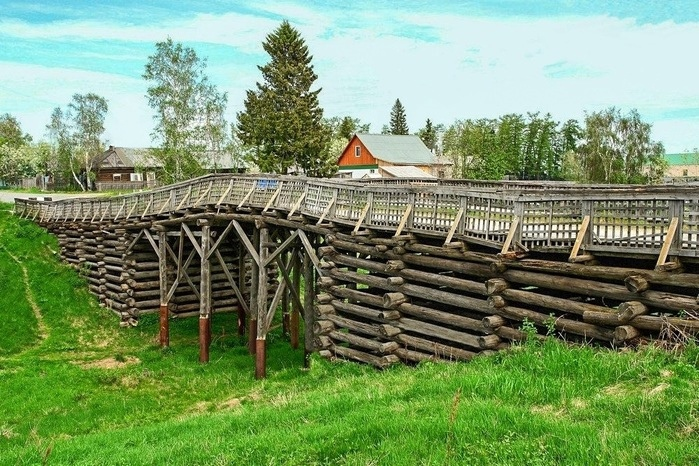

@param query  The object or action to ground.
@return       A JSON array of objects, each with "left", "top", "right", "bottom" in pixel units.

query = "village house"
[
  {"left": 337, "top": 134, "right": 451, "bottom": 179},
  {"left": 92, "top": 146, "right": 158, "bottom": 191},
  {"left": 664, "top": 152, "right": 699, "bottom": 181}
]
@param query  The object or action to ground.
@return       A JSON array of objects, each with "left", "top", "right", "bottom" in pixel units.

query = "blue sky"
[{"left": 1, "top": 0, "right": 698, "bottom": 152}]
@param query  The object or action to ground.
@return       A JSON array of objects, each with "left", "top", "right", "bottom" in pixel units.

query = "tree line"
[{"left": 0, "top": 20, "right": 674, "bottom": 188}]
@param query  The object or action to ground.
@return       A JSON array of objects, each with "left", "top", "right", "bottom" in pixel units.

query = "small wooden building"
[
  {"left": 337, "top": 134, "right": 450, "bottom": 179},
  {"left": 93, "top": 146, "right": 158, "bottom": 191}
]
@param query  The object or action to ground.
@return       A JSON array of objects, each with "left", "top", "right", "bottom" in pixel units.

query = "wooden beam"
[
  {"left": 352, "top": 202, "right": 371, "bottom": 235},
  {"left": 232, "top": 220, "right": 260, "bottom": 266},
  {"left": 262, "top": 182, "right": 283, "bottom": 213},
  {"left": 237, "top": 182, "right": 257, "bottom": 210},
  {"left": 316, "top": 193, "right": 336, "bottom": 225},
  {"left": 286, "top": 191, "right": 306, "bottom": 219},
  {"left": 656, "top": 216, "right": 679, "bottom": 269},
  {"left": 444, "top": 208, "right": 464, "bottom": 246},
  {"left": 568, "top": 215, "right": 591, "bottom": 262},
  {"left": 500, "top": 215, "right": 520, "bottom": 255},
  {"left": 393, "top": 204, "right": 413, "bottom": 237},
  {"left": 297, "top": 229, "right": 323, "bottom": 276}
]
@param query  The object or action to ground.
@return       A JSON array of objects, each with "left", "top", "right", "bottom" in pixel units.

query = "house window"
[
  {"left": 355, "top": 146, "right": 361, "bottom": 157},
  {"left": 130, "top": 173, "right": 143, "bottom": 182},
  {"left": 146, "top": 172, "right": 156, "bottom": 181},
  {"left": 112, "top": 173, "right": 122, "bottom": 181},
  {"left": 683, "top": 169, "right": 689, "bottom": 176}
]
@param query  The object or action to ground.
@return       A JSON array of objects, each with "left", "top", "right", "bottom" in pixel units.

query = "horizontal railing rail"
[{"left": 14, "top": 173, "right": 699, "bottom": 259}]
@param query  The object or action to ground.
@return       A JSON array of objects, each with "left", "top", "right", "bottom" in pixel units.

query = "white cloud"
[{"left": 2, "top": 4, "right": 699, "bottom": 152}]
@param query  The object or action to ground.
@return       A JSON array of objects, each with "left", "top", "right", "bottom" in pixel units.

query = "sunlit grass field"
[{"left": 0, "top": 202, "right": 698, "bottom": 465}]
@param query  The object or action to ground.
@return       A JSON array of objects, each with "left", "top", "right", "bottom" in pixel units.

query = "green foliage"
[
  {"left": 237, "top": 21, "right": 331, "bottom": 177},
  {"left": 443, "top": 113, "right": 567, "bottom": 181},
  {"left": 45, "top": 93, "right": 109, "bottom": 190},
  {"left": 0, "top": 113, "right": 32, "bottom": 148},
  {"left": 389, "top": 98, "right": 409, "bottom": 135},
  {"left": 143, "top": 37, "right": 228, "bottom": 183},
  {"left": 576, "top": 107, "right": 666, "bottom": 184},
  {"left": 417, "top": 118, "right": 438, "bottom": 151}
]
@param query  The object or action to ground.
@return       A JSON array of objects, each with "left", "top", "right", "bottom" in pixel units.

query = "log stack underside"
[
  {"left": 14, "top": 174, "right": 699, "bottom": 374},
  {"left": 47, "top": 222, "right": 278, "bottom": 324},
  {"left": 311, "top": 232, "right": 699, "bottom": 369}
]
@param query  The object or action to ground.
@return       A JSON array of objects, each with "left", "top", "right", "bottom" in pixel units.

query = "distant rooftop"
[
  {"left": 355, "top": 134, "right": 436, "bottom": 165},
  {"left": 666, "top": 152, "right": 699, "bottom": 166}
]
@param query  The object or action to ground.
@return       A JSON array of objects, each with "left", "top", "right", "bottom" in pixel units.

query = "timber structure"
[{"left": 14, "top": 174, "right": 699, "bottom": 377}]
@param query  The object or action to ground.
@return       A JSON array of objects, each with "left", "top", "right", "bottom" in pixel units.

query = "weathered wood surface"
[{"left": 15, "top": 173, "right": 699, "bottom": 375}]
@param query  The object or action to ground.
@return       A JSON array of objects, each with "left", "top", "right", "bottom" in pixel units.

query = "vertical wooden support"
[
  {"left": 303, "top": 235, "right": 315, "bottom": 368},
  {"left": 255, "top": 224, "right": 269, "bottom": 379},
  {"left": 249, "top": 227, "right": 260, "bottom": 354},
  {"left": 158, "top": 230, "right": 169, "bottom": 347},
  {"left": 198, "top": 221, "right": 211, "bottom": 363},
  {"left": 290, "top": 245, "right": 301, "bottom": 350},
  {"left": 237, "top": 244, "right": 247, "bottom": 336}
]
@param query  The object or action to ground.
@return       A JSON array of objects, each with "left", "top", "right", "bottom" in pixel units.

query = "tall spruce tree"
[
  {"left": 237, "top": 21, "right": 330, "bottom": 176},
  {"left": 389, "top": 98, "right": 409, "bottom": 135},
  {"left": 417, "top": 118, "right": 437, "bottom": 150}
]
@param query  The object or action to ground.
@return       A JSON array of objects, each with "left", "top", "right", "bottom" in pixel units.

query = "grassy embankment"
[{"left": 0, "top": 202, "right": 698, "bottom": 465}]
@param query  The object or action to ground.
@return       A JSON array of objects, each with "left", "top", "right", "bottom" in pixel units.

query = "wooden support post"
[
  {"left": 198, "top": 221, "right": 212, "bottom": 363},
  {"left": 290, "top": 246, "right": 301, "bottom": 349},
  {"left": 158, "top": 230, "right": 169, "bottom": 347},
  {"left": 303, "top": 235, "right": 315, "bottom": 368},
  {"left": 237, "top": 245, "right": 247, "bottom": 336},
  {"left": 249, "top": 227, "right": 260, "bottom": 354},
  {"left": 255, "top": 225, "right": 270, "bottom": 379}
]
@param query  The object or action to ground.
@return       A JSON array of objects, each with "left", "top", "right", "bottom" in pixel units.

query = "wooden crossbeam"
[
  {"left": 176, "top": 186, "right": 192, "bottom": 211},
  {"left": 287, "top": 191, "right": 306, "bottom": 219},
  {"left": 352, "top": 203, "right": 371, "bottom": 235},
  {"left": 316, "top": 194, "right": 336, "bottom": 225},
  {"left": 181, "top": 223, "right": 203, "bottom": 258},
  {"left": 192, "top": 181, "right": 213, "bottom": 208},
  {"left": 113, "top": 200, "right": 126, "bottom": 221},
  {"left": 264, "top": 230, "right": 299, "bottom": 267},
  {"left": 444, "top": 208, "right": 464, "bottom": 246},
  {"left": 656, "top": 217, "right": 679, "bottom": 269},
  {"left": 143, "top": 229, "right": 161, "bottom": 261},
  {"left": 126, "top": 200, "right": 139, "bottom": 220},
  {"left": 500, "top": 216, "right": 520, "bottom": 255},
  {"left": 141, "top": 197, "right": 152, "bottom": 219},
  {"left": 262, "top": 182, "right": 284, "bottom": 213},
  {"left": 125, "top": 229, "right": 146, "bottom": 256},
  {"left": 568, "top": 215, "right": 591, "bottom": 262},
  {"left": 213, "top": 248, "right": 250, "bottom": 315},
  {"left": 216, "top": 179, "right": 234, "bottom": 207},
  {"left": 237, "top": 182, "right": 256, "bottom": 210},
  {"left": 393, "top": 204, "right": 413, "bottom": 237},
  {"left": 297, "top": 229, "right": 323, "bottom": 276},
  {"left": 232, "top": 220, "right": 260, "bottom": 265}
]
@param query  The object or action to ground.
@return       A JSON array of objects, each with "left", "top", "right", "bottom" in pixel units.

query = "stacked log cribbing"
[
  {"left": 45, "top": 221, "right": 278, "bottom": 324},
  {"left": 314, "top": 232, "right": 699, "bottom": 368}
]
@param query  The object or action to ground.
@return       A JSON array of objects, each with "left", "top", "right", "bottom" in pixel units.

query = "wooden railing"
[{"left": 14, "top": 173, "right": 699, "bottom": 260}]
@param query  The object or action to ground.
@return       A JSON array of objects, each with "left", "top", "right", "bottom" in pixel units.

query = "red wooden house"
[{"left": 337, "top": 134, "right": 450, "bottom": 179}]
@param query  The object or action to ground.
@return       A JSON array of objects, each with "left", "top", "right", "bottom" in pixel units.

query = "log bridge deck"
[{"left": 14, "top": 174, "right": 699, "bottom": 377}]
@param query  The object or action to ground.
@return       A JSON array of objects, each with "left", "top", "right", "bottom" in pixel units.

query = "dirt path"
[{"left": 2, "top": 247, "right": 49, "bottom": 341}]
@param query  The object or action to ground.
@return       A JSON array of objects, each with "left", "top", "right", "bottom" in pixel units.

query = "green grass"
[{"left": 0, "top": 202, "right": 698, "bottom": 465}]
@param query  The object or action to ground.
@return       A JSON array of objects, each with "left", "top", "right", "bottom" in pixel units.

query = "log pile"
[
  {"left": 314, "top": 233, "right": 699, "bottom": 368},
  {"left": 45, "top": 222, "right": 278, "bottom": 325}
]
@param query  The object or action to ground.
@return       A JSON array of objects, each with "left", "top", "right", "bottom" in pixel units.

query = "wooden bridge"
[{"left": 14, "top": 174, "right": 699, "bottom": 377}]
